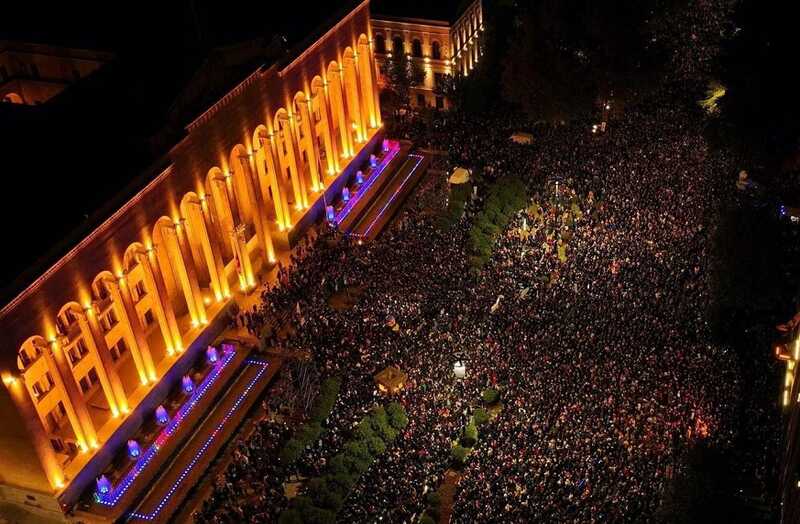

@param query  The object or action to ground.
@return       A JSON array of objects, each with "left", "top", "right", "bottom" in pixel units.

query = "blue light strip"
[
  {"left": 359, "top": 154, "right": 425, "bottom": 239},
  {"left": 333, "top": 143, "right": 400, "bottom": 226},
  {"left": 96, "top": 349, "right": 238, "bottom": 507},
  {"left": 127, "top": 359, "right": 269, "bottom": 522}
]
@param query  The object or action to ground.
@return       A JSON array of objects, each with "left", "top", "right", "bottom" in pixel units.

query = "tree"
[
  {"left": 380, "top": 52, "right": 425, "bottom": 116},
  {"left": 279, "top": 438, "right": 305, "bottom": 465},
  {"left": 719, "top": 0, "right": 800, "bottom": 159},
  {"left": 386, "top": 402, "right": 409, "bottom": 430},
  {"left": 502, "top": 0, "right": 655, "bottom": 122},
  {"left": 461, "top": 422, "right": 479, "bottom": 448},
  {"left": 473, "top": 407, "right": 490, "bottom": 426},
  {"left": 482, "top": 388, "right": 500, "bottom": 405},
  {"left": 451, "top": 444, "right": 470, "bottom": 467}
]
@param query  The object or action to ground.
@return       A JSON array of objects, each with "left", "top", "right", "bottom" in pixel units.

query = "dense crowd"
[{"left": 193, "top": 84, "right": 773, "bottom": 523}]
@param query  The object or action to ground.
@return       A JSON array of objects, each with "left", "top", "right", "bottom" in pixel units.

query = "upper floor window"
[
  {"left": 392, "top": 36, "right": 404, "bottom": 56},
  {"left": 432, "top": 41, "right": 442, "bottom": 60},
  {"left": 29, "top": 63, "right": 39, "bottom": 79},
  {"left": 133, "top": 280, "right": 147, "bottom": 302},
  {"left": 375, "top": 34, "right": 386, "bottom": 54},
  {"left": 412, "top": 39, "right": 423, "bottom": 58}
]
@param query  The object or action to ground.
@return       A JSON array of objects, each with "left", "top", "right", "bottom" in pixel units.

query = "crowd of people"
[{"left": 191, "top": 80, "right": 780, "bottom": 523}]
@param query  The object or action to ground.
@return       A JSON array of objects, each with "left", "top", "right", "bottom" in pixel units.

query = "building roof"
[
  {"left": 371, "top": 0, "right": 473, "bottom": 24},
  {"left": 0, "top": 0, "right": 362, "bottom": 305}
]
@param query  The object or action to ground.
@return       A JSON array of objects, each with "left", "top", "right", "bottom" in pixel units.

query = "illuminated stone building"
[
  {"left": 0, "top": 1, "right": 381, "bottom": 520},
  {"left": 0, "top": 41, "right": 112, "bottom": 105},
  {"left": 371, "top": 0, "right": 483, "bottom": 109},
  {"left": 778, "top": 333, "right": 800, "bottom": 522}
]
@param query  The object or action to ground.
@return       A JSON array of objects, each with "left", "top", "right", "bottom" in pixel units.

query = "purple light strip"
[
  {"left": 333, "top": 143, "right": 400, "bottom": 226},
  {"left": 96, "top": 349, "right": 237, "bottom": 507},
  {"left": 127, "top": 359, "right": 269, "bottom": 522},
  {"left": 359, "top": 154, "right": 425, "bottom": 239}
]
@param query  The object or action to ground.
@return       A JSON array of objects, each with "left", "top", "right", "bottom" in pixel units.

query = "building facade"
[
  {"left": 371, "top": 0, "right": 483, "bottom": 109},
  {"left": 778, "top": 331, "right": 800, "bottom": 522},
  {"left": 0, "top": 42, "right": 112, "bottom": 105},
  {"left": 0, "top": 1, "right": 381, "bottom": 519}
]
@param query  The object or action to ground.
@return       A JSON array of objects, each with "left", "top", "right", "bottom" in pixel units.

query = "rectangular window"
[
  {"left": 436, "top": 96, "right": 445, "bottom": 110},
  {"left": 417, "top": 94, "right": 426, "bottom": 107},
  {"left": 88, "top": 368, "right": 99, "bottom": 386},
  {"left": 29, "top": 63, "right": 39, "bottom": 78},
  {"left": 143, "top": 309, "right": 155, "bottom": 327},
  {"left": 133, "top": 280, "right": 146, "bottom": 301},
  {"left": 110, "top": 338, "right": 128, "bottom": 362}
]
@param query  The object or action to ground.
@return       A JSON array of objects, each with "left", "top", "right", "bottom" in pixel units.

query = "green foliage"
[
  {"left": 327, "top": 454, "right": 350, "bottom": 477},
  {"left": 343, "top": 441, "right": 373, "bottom": 464},
  {"left": 298, "top": 422, "right": 324, "bottom": 446},
  {"left": 278, "top": 509, "right": 303, "bottom": 524},
  {"left": 425, "top": 491, "right": 442, "bottom": 507},
  {"left": 367, "top": 436, "right": 387, "bottom": 456},
  {"left": 369, "top": 408, "right": 397, "bottom": 442},
  {"left": 279, "top": 404, "right": 406, "bottom": 523},
  {"left": 300, "top": 506, "right": 337, "bottom": 524},
  {"left": 279, "top": 378, "right": 340, "bottom": 467},
  {"left": 419, "top": 514, "right": 436, "bottom": 524},
  {"left": 279, "top": 438, "right": 305, "bottom": 465},
  {"left": 440, "top": 180, "right": 473, "bottom": 231},
  {"left": 354, "top": 417, "right": 376, "bottom": 441},
  {"left": 473, "top": 407, "right": 490, "bottom": 426},
  {"left": 309, "top": 377, "right": 341, "bottom": 423},
  {"left": 380, "top": 53, "right": 426, "bottom": 114},
  {"left": 482, "top": 388, "right": 500, "bottom": 405},
  {"left": 451, "top": 444, "right": 470, "bottom": 466},
  {"left": 468, "top": 177, "right": 527, "bottom": 270},
  {"left": 461, "top": 421, "right": 478, "bottom": 448},
  {"left": 386, "top": 402, "right": 409, "bottom": 430}
]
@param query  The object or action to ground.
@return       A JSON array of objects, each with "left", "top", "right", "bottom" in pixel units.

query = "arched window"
[
  {"left": 412, "top": 39, "right": 422, "bottom": 58},
  {"left": 392, "top": 36, "right": 404, "bottom": 56},
  {"left": 375, "top": 34, "right": 386, "bottom": 54},
  {"left": 432, "top": 41, "right": 441, "bottom": 60}
]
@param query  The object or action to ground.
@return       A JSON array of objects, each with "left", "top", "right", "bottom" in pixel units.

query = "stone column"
[
  {"left": 298, "top": 100, "right": 323, "bottom": 192},
  {"left": 4, "top": 376, "right": 65, "bottom": 489},
  {"left": 328, "top": 70, "right": 354, "bottom": 157},
  {"left": 238, "top": 154, "right": 275, "bottom": 263},
  {"left": 187, "top": 197, "right": 227, "bottom": 300},
  {"left": 79, "top": 309, "right": 128, "bottom": 414},
  {"left": 106, "top": 278, "right": 156, "bottom": 383},
  {"left": 136, "top": 248, "right": 182, "bottom": 354},
  {"left": 166, "top": 220, "right": 207, "bottom": 325},
  {"left": 257, "top": 137, "right": 291, "bottom": 230},
  {"left": 316, "top": 88, "right": 340, "bottom": 175},
  {"left": 45, "top": 340, "right": 97, "bottom": 449}
]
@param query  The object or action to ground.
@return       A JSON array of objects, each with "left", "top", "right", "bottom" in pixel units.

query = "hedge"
[
  {"left": 419, "top": 514, "right": 436, "bottom": 524},
  {"left": 461, "top": 421, "right": 478, "bottom": 448},
  {"left": 468, "top": 177, "right": 527, "bottom": 270},
  {"left": 278, "top": 377, "right": 341, "bottom": 466},
  {"left": 439, "top": 180, "right": 472, "bottom": 230},
  {"left": 482, "top": 388, "right": 500, "bottom": 405},
  {"left": 279, "top": 403, "right": 409, "bottom": 523},
  {"left": 451, "top": 444, "right": 470, "bottom": 466},
  {"left": 473, "top": 407, "right": 490, "bottom": 426}
]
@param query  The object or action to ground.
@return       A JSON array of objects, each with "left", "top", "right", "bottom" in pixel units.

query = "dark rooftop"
[
  {"left": 0, "top": 0, "right": 360, "bottom": 304},
  {"left": 371, "top": 0, "right": 473, "bottom": 24}
]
